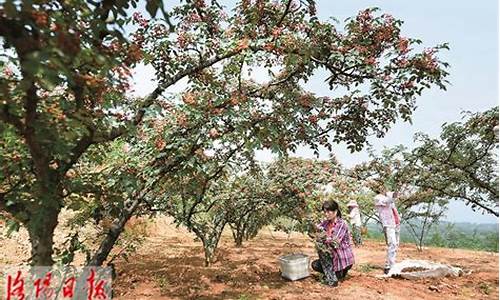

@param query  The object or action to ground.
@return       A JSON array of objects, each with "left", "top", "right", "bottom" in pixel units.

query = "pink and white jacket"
[{"left": 374, "top": 192, "right": 400, "bottom": 228}]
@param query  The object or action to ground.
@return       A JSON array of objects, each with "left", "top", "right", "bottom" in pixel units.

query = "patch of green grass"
[
  {"left": 154, "top": 274, "right": 169, "bottom": 293},
  {"left": 358, "top": 263, "right": 378, "bottom": 273}
]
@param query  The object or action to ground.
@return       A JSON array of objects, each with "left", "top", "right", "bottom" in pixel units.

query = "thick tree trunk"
[
  {"left": 27, "top": 207, "right": 60, "bottom": 266},
  {"left": 201, "top": 224, "right": 226, "bottom": 267}
]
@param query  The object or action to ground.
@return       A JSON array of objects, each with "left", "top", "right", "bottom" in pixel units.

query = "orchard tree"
[
  {"left": 1, "top": 0, "right": 448, "bottom": 266},
  {"left": 350, "top": 107, "right": 498, "bottom": 246},
  {"left": 400, "top": 190, "right": 447, "bottom": 251},
  {"left": 227, "top": 157, "right": 343, "bottom": 246},
  {"left": 0, "top": 0, "right": 155, "bottom": 265},
  {"left": 348, "top": 145, "right": 446, "bottom": 231},
  {"left": 350, "top": 145, "right": 409, "bottom": 192},
  {"left": 404, "top": 107, "right": 499, "bottom": 216},
  {"left": 349, "top": 146, "right": 416, "bottom": 224},
  {"left": 267, "top": 157, "right": 341, "bottom": 234},
  {"left": 153, "top": 148, "right": 258, "bottom": 266},
  {"left": 224, "top": 167, "right": 281, "bottom": 247}
]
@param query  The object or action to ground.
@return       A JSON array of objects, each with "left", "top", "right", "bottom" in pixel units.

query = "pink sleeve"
[{"left": 334, "top": 220, "right": 349, "bottom": 241}]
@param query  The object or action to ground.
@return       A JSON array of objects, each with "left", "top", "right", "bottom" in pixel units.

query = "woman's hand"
[
  {"left": 315, "top": 231, "right": 328, "bottom": 243},
  {"left": 325, "top": 237, "right": 340, "bottom": 248}
]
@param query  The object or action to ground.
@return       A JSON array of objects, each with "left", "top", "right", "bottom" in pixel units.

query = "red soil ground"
[
  {"left": 0, "top": 217, "right": 497, "bottom": 299},
  {"left": 110, "top": 218, "right": 499, "bottom": 300}
]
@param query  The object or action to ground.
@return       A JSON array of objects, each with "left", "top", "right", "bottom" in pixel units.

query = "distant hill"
[
  {"left": 449, "top": 222, "right": 498, "bottom": 232},
  {"left": 365, "top": 221, "right": 498, "bottom": 252}
]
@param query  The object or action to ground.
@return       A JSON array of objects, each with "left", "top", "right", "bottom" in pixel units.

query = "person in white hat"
[{"left": 347, "top": 199, "right": 363, "bottom": 246}]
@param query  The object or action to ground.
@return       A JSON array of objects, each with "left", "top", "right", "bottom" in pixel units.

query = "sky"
[{"left": 131, "top": 0, "right": 499, "bottom": 224}]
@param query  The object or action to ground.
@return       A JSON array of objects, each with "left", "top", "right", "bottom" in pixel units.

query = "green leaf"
[{"left": 6, "top": 219, "right": 20, "bottom": 238}]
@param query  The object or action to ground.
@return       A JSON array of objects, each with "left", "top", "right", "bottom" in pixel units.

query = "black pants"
[{"left": 312, "top": 258, "right": 352, "bottom": 282}]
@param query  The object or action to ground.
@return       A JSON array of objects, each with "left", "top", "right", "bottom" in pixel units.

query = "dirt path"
[{"left": 113, "top": 218, "right": 499, "bottom": 300}]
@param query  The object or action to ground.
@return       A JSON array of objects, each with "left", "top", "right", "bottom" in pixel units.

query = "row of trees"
[
  {"left": 0, "top": 0, "right": 472, "bottom": 269},
  {"left": 28, "top": 103, "right": 499, "bottom": 264},
  {"left": 155, "top": 103, "right": 499, "bottom": 262},
  {"left": 350, "top": 106, "right": 498, "bottom": 249}
]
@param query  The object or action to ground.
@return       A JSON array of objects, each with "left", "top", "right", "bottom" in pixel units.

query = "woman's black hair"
[{"left": 322, "top": 200, "right": 342, "bottom": 218}]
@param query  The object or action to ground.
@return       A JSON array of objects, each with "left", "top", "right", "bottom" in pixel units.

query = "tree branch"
[
  {"left": 276, "top": 0, "right": 293, "bottom": 27},
  {"left": 98, "top": 49, "right": 244, "bottom": 143},
  {"left": 0, "top": 104, "right": 24, "bottom": 133}
]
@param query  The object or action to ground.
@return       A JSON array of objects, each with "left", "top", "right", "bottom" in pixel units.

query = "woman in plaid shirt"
[{"left": 311, "top": 200, "right": 355, "bottom": 287}]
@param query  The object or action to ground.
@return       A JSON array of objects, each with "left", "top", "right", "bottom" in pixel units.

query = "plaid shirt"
[{"left": 319, "top": 218, "right": 355, "bottom": 271}]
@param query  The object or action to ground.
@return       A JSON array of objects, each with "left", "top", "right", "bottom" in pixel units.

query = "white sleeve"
[
  {"left": 386, "top": 191, "right": 398, "bottom": 203},
  {"left": 374, "top": 194, "right": 394, "bottom": 206}
]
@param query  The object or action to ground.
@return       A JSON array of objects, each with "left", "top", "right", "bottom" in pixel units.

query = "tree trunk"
[
  {"left": 27, "top": 207, "right": 60, "bottom": 266},
  {"left": 204, "top": 244, "right": 215, "bottom": 267},
  {"left": 230, "top": 223, "right": 244, "bottom": 247},
  {"left": 234, "top": 235, "right": 244, "bottom": 247},
  {"left": 235, "top": 223, "right": 246, "bottom": 247},
  {"left": 201, "top": 225, "right": 225, "bottom": 267},
  {"left": 87, "top": 198, "right": 140, "bottom": 266}
]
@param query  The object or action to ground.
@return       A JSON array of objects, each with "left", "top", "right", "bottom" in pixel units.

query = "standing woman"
[
  {"left": 311, "top": 200, "right": 355, "bottom": 287},
  {"left": 347, "top": 199, "right": 363, "bottom": 246},
  {"left": 373, "top": 185, "right": 400, "bottom": 274}
]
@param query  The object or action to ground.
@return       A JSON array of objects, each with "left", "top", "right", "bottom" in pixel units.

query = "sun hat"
[{"left": 347, "top": 200, "right": 358, "bottom": 207}]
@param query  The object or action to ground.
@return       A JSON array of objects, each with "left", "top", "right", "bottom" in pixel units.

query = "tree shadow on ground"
[{"left": 114, "top": 242, "right": 292, "bottom": 299}]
